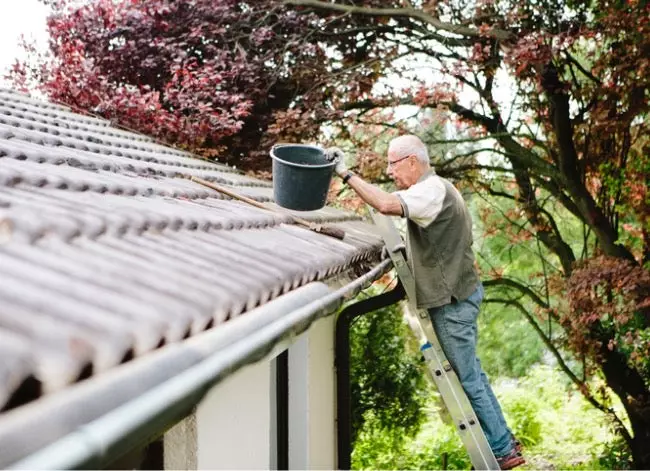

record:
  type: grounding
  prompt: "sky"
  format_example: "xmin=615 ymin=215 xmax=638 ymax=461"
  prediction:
xmin=0 ymin=0 xmax=50 ymax=86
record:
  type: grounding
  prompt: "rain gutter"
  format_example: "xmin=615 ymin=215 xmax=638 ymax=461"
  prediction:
xmin=2 ymin=258 xmax=392 ymax=470
xmin=335 ymin=281 xmax=406 ymax=470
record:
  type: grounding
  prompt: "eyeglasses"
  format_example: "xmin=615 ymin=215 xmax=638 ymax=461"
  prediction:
xmin=387 ymin=154 xmax=413 ymax=168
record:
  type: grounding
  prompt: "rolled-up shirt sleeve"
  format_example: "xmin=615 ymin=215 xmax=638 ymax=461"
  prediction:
xmin=394 ymin=175 xmax=446 ymax=228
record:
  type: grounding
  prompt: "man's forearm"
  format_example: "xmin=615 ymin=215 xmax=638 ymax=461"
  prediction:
xmin=345 ymin=174 xmax=403 ymax=216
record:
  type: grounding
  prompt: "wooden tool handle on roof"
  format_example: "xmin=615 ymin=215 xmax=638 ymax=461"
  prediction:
xmin=191 ymin=177 xmax=346 ymax=240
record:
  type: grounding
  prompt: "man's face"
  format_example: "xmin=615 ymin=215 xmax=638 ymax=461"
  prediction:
xmin=387 ymin=151 xmax=419 ymax=189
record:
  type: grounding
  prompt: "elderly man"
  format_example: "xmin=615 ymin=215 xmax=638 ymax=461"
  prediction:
xmin=327 ymin=135 xmax=524 ymax=470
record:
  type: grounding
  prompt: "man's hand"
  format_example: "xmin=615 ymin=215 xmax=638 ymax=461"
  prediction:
xmin=324 ymin=147 xmax=348 ymax=177
xmin=325 ymin=146 xmax=403 ymax=216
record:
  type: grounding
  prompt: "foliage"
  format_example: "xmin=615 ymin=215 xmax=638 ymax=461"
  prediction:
xmin=348 ymin=290 xmax=428 ymax=445
xmin=597 ymin=435 xmax=634 ymax=471
xmin=476 ymin=282 xmax=546 ymax=379
xmin=353 ymin=402 xmax=470 ymax=470
xmin=353 ymin=365 xmax=625 ymax=470
xmin=404 ymin=419 xmax=471 ymax=471
xmin=498 ymin=365 xmax=623 ymax=470
xmin=11 ymin=0 xmax=334 ymax=167
xmin=567 ymin=256 xmax=650 ymax=379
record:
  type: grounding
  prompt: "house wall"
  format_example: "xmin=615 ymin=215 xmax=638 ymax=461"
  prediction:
xmin=288 ymin=315 xmax=337 ymax=469
xmin=164 ymin=361 xmax=272 ymax=470
xmin=308 ymin=315 xmax=337 ymax=469
xmin=163 ymin=315 xmax=337 ymax=470
xmin=197 ymin=361 xmax=273 ymax=469
xmin=164 ymin=414 xmax=197 ymax=469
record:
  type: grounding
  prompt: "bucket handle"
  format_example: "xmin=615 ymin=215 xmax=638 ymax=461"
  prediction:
xmin=271 ymin=143 xmax=290 ymax=153
xmin=271 ymin=143 xmax=339 ymax=163
xmin=270 ymin=143 xmax=336 ymax=169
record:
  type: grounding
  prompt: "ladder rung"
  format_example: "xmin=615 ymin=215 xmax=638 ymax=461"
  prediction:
xmin=371 ymin=211 xmax=500 ymax=470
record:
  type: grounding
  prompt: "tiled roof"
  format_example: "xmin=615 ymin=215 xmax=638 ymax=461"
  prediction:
xmin=0 ymin=88 xmax=382 ymax=414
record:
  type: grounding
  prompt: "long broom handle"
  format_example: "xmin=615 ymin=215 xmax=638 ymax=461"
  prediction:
xmin=190 ymin=177 xmax=346 ymax=240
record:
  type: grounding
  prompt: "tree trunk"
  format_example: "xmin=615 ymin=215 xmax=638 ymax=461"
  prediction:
xmin=629 ymin=419 xmax=650 ymax=470
xmin=599 ymin=343 xmax=650 ymax=468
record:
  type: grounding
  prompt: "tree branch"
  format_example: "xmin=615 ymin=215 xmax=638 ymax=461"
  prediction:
xmin=512 ymin=165 xmax=577 ymax=275
xmin=449 ymin=102 xmax=564 ymax=183
xmin=484 ymin=297 xmax=633 ymax=443
xmin=564 ymin=51 xmax=601 ymax=84
xmin=316 ymin=24 xmax=398 ymax=37
xmin=284 ymin=0 xmax=514 ymax=40
xmin=482 ymin=277 xmax=549 ymax=309
xmin=435 ymin=162 xmax=512 ymax=179
xmin=340 ymin=96 xmax=416 ymax=111
xmin=480 ymin=181 xmax=571 ymax=260
xmin=540 ymin=62 xmax=635 ymax=261
xmin=531 ymin=177 xmax=584 ymax=224
xmin=425 ymin=132 xmax=547 ymax=150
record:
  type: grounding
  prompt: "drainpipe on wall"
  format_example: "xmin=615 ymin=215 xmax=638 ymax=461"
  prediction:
xmin=335 ymin=281 xmax=405 ymax=470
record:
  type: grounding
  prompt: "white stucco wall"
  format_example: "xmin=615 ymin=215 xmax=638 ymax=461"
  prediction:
xmin=288 ymin=315 xmax=337 ymax=469
xmin=164 ymin=413 xmax=198 ymax=469
xmin=164 ymin=314 xmax=338 ymax=470
xmin=196 ymin=361 xmax=272 ymax=469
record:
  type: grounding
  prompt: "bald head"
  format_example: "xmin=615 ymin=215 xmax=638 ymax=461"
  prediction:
xmin=388 ymin=135 xmax=430 ymax=167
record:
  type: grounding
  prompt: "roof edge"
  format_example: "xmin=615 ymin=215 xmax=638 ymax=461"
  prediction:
xmin=3 ymin=258 xmax=392 ymax=469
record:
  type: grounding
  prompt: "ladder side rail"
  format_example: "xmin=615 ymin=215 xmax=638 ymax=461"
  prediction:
xmin=370 ymin=211 xmax=499 ymax=470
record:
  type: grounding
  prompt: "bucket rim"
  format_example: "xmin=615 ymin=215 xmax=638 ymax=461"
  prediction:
xmin=270 ymin=143 xmax=336 ymax=170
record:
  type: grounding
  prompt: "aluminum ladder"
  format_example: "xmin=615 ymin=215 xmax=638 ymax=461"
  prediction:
xmin=371 ymin=211 xmax=500 ymax=470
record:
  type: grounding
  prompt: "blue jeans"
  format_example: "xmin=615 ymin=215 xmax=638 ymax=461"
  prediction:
xmin=427 ymin=283 xmax=513 ymax=457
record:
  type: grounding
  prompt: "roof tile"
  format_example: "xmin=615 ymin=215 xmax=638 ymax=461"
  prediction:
xmin=0 ymin=89 xmax=384 ymax=413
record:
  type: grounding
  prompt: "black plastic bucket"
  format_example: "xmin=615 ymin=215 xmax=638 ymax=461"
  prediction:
xmin=270 ymin=144 xmax=336 ymax=211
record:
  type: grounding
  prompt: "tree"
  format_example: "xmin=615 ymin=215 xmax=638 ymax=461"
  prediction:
xmin=349 ymin=298 xmax=427 ymax=445
xmin=279 ymin=2 xmax=650 ymax=467
xmin=11 ymin=0 xmax=334 ymax=167
xmin=16 ymin=0 xmax=650 ymax=466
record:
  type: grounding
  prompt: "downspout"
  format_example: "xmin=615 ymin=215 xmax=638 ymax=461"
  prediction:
xmin=276 ymin=350 xmax=289 ymax=470
xmin=4 ymin=258 xmax=392 ymax=470
xmin=335 ymin=281 xmax=405 ymax=470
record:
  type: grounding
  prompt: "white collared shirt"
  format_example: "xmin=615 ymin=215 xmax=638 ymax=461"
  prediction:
xmin=394 ymin=172 xmax=446 ymax=228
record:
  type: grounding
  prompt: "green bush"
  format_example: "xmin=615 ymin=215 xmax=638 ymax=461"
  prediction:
xmin=352 ymin=405 xmax=471 ymax=470
xmin=497 ymin=365 xmax=621 ymax=469
xmin=597 ymin=435 xmax=633 ymax=470
xmin=405 ymin=412 xmax=471 ymax=470
xmin=501 ymin=393 xmax=543 ymax=447
xmin=348 ymin=291 xmax=428 ymax=447
xmin=352 ymin=364 xmax=625 ymax=470
xmin=351 ymin=412 xmax=410 ymax=470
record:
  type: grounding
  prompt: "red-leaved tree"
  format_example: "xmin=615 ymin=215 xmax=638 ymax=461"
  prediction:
xmin=11 ymin=0 xmax=338 ymax=167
